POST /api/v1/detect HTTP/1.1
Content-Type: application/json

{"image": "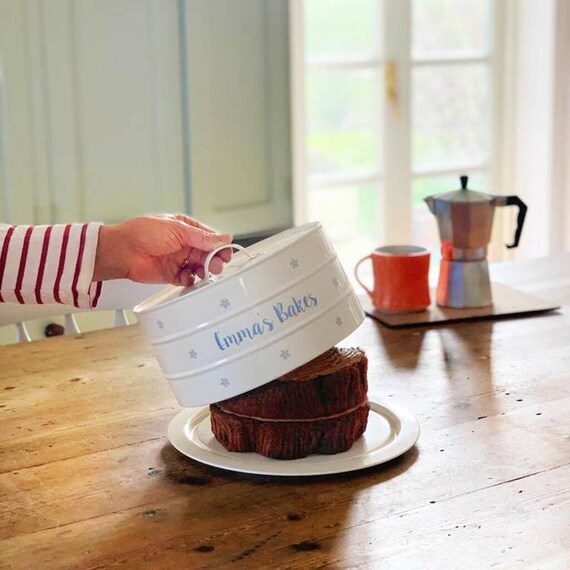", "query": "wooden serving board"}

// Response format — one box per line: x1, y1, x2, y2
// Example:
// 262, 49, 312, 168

362, 282, 560, 328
